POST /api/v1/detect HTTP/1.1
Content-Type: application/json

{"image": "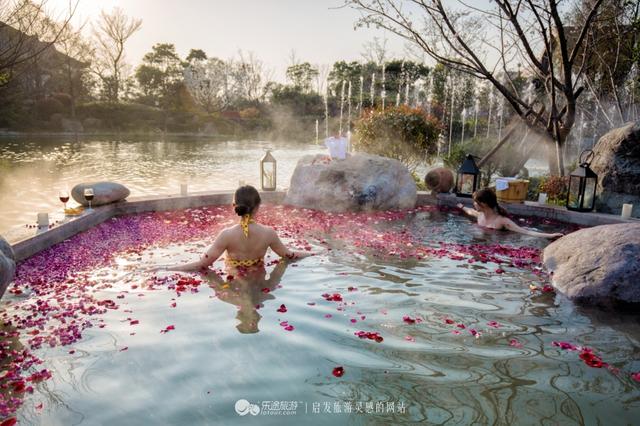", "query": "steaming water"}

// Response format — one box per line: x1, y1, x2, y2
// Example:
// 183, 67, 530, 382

5, 209, 640, 425
0, 136, 325, 233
